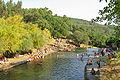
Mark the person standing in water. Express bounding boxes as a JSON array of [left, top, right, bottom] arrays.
[[76, 54, 79, 58], [81, 55, 83, 61]]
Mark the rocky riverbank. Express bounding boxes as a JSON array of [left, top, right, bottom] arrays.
[[0, 38, 79, 71], [85, 54, 105, 80], [99, 58, 120, 80], [0, 50, 55, 71], [85, 49, 120, 80]]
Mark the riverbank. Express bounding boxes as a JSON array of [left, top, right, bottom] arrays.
[[0, 50, 56, 71], [85, 54, 105, 80], [85, 50, 120, 80], [0, 38, 79, 71], [99, 58, 120, 80]]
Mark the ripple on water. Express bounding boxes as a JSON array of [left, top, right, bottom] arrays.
[[0, 49, 99, 80]]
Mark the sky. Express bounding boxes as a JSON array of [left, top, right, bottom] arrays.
[[5, 0, 108, 21]]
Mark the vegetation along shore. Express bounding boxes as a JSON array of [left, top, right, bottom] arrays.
[[0, 0, 120, 80]]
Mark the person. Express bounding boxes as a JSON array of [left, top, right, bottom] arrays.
[[87, 60, 92, 65], [98, 48, 101, 53], [117, 47, 119, 52], [111, 53, 116, 58], [96, 70, 100, 75], [81, 55, 83, 60], [108, 54, 111, 60], [3, 57, 9, 64], [3, 57, 6, 62], [37, 61, 42, 66], [94, 52, 97, 56], [106, 48, 108, 52], [91, 68, 96, 75], [56, 55, 59, 58], [88, 54, 90, 57], [101, 49, 104, 56], [97, 61, 100, 68], [70, 54, 73, 56], [61, 55, 64, 57], [76, 54, 79, 58]]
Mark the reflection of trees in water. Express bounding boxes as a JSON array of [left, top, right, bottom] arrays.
[[0, 51, 93, 80]]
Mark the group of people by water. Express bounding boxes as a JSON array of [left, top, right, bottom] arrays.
[[87, 47, 118, 76], [56, 53, 86, 61]]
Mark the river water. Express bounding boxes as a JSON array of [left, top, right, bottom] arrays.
[[0, 48, 98, 80]]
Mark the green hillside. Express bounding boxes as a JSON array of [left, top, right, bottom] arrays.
[[69, 18, 115, 47]]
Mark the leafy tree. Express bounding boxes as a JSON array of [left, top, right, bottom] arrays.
[[70, 30, 89, 45], [95, 0, 120, 47], [0, 15, 26, 53], [95, 0, 120, 25], [0, 15, 53, 56], [71, 18, 114, 47]]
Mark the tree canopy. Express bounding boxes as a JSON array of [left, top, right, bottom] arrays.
[[95, 0, 120, 25], [0, 0, 116, 56], [0, 15, 53, 55], [94, 0, 120, 47]]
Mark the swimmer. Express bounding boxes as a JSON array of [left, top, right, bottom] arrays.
[[76, 54, 79, 58], [61, 55, 64, 57], [81, 55, 83, 60], [76, 54, 79, 57], [88, 54, 90, 57], [37, 61, 42, 66], [56, 55, 59, 57], [70, 54, 73, 56]]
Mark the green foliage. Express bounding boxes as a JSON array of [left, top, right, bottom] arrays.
[[0, 0, 116, 53], [0, 15, 53, 55], [22, 8, 72, 38], [71, 18, 114, 47], [115, 52, 120, 59], [24, 23, 53, 49], [70, 30, 89, 45], [0, 15, 25, 53], [95, 0, 120, 47], [0, 0, 22, 18], [96, 0, 120, 25], [19, 34, 33, 51]]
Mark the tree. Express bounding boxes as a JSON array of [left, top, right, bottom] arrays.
[[94, 0, 120, 47], [71, 31, 89, 45], [95, 0, 120, 25], [0, 15, 26, 53]]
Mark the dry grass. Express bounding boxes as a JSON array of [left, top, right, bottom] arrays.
[[100, 59, 120, 80]]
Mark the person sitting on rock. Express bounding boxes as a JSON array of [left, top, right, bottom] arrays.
[[87, 60, 92, 65], [91, 68, 96, 75], [108, 54, 112, 60], [97, 61, 100, 68], [96, 70, 100, 75]]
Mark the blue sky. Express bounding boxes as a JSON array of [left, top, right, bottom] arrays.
[[5, 0, 108, 21]]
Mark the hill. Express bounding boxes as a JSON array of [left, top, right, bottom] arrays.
[[70, 18, 115, 47]]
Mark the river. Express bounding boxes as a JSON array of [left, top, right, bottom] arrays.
[[0, 48, 98, 80]]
